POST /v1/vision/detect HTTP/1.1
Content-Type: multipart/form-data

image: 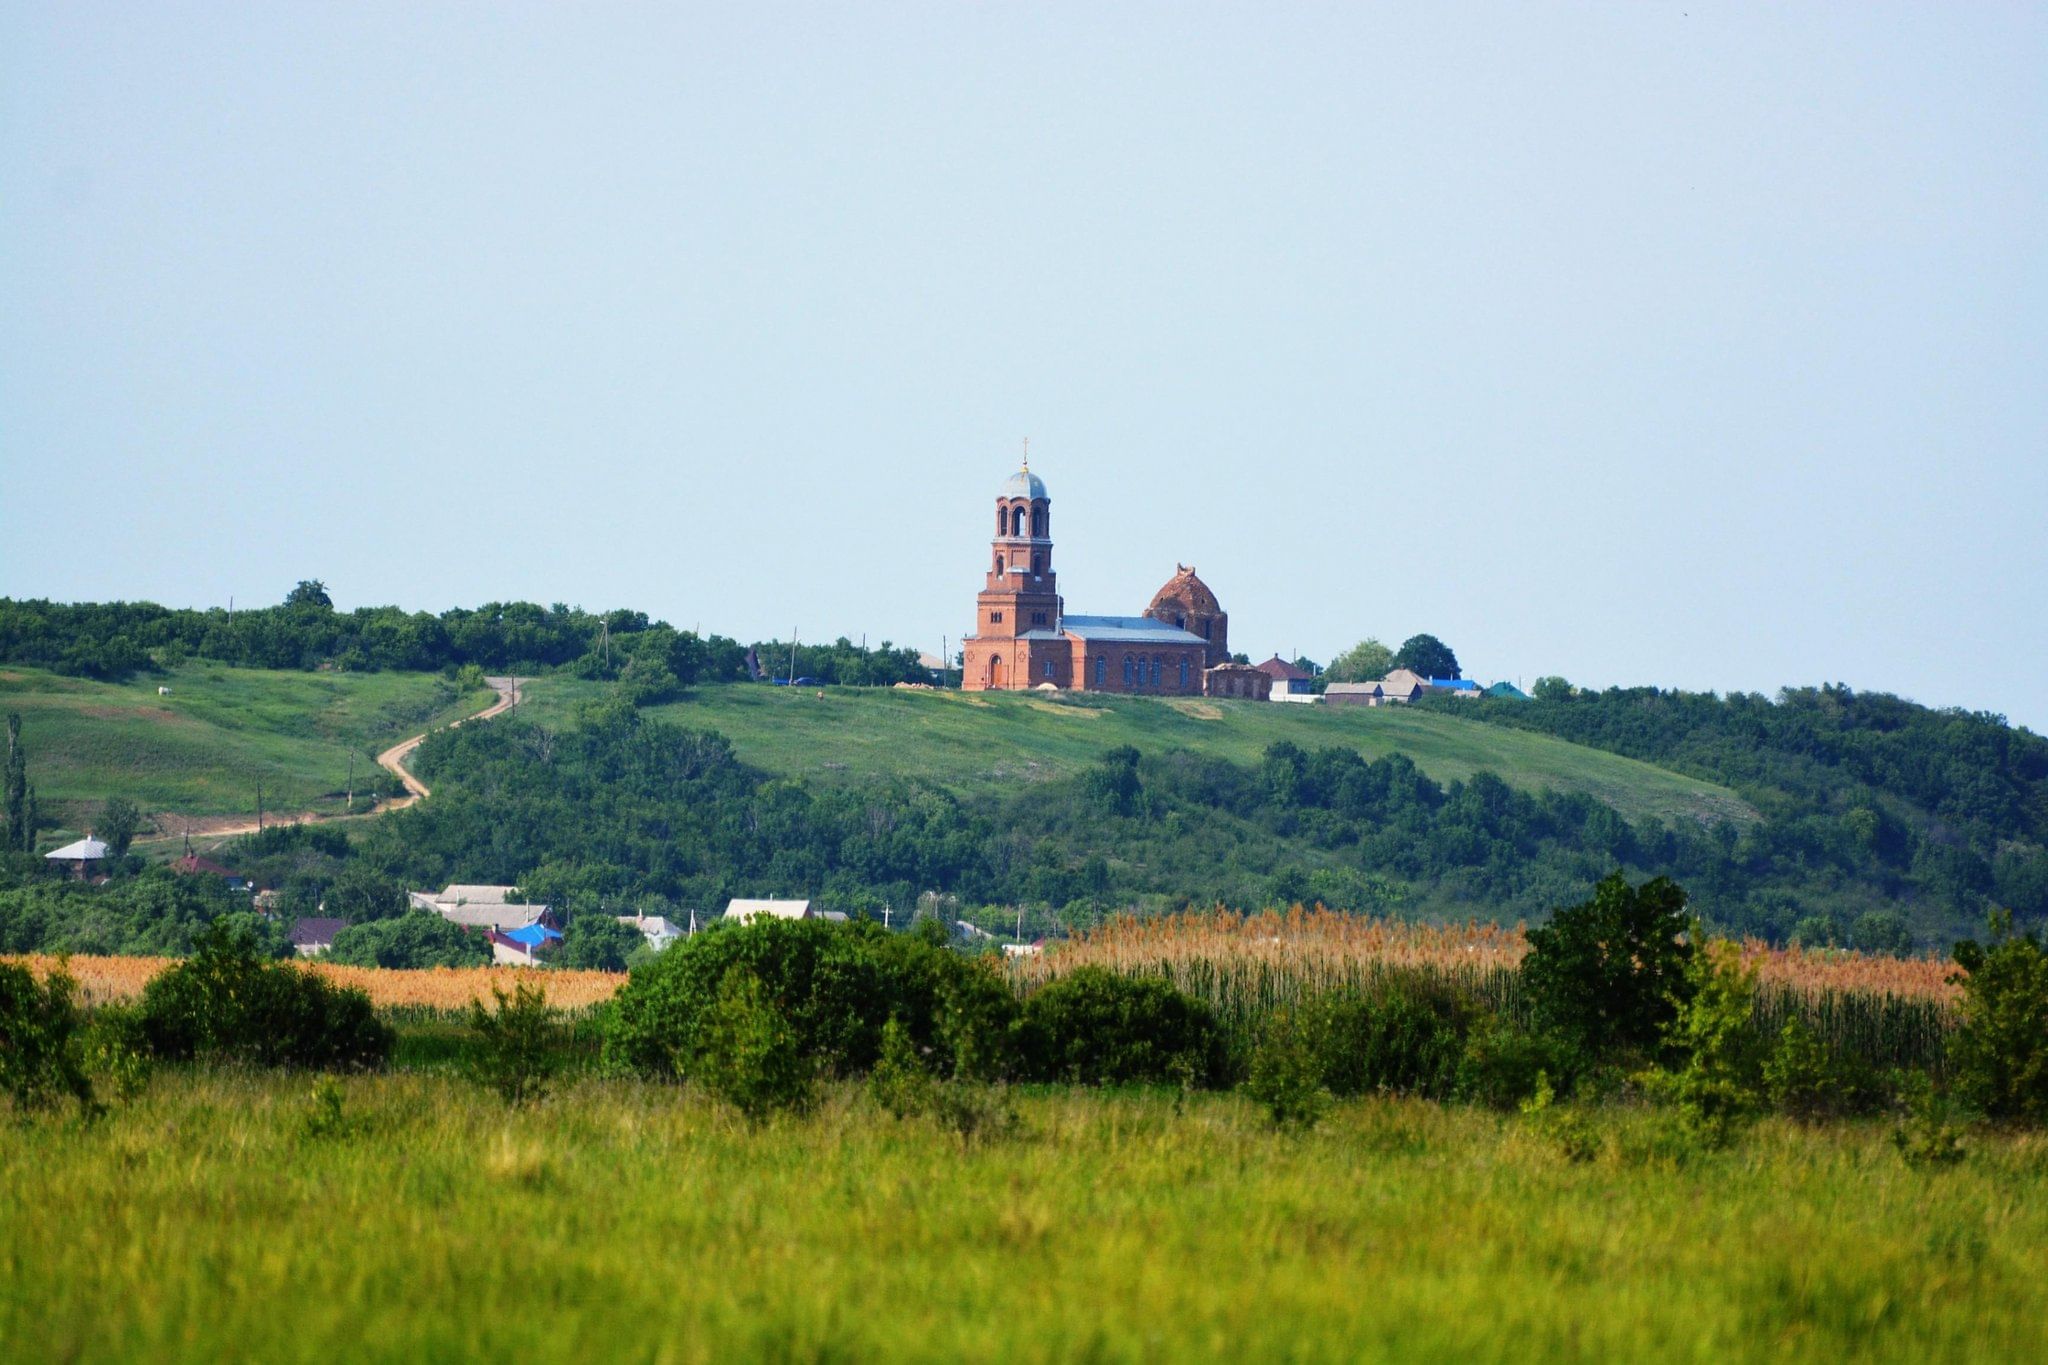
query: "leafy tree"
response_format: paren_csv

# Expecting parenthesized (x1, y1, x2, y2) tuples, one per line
(1086, 746, 1143, 817)
(557, 913, 642, 972)
(4, 713, 35, 854)
(1643, 939, 1765, 1146)
(695, 968, 813, 1120)
(1522, 873, 1694, 1058)
(1323, 638, 1394, 684)
(1532, 676, 1573, 702)
(138, 920, 393, 1069)
(285, 580, 333, 609)
(1245, 1006, 1330, 1129)
(1850, 910, 1912, 956)
(1392, 633, 1460, 680)
(467, 979, 561, 1105)
(0, 960, 97, 1115)
(96, 797, 142, 858)
(327, 912, 490, 969)
(1948, 914, 2048, 1122)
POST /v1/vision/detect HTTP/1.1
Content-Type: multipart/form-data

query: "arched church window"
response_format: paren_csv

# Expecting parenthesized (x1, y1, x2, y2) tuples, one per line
(1123, 657, 1134, 686)
(995, 554, 1005, 577)
(1039, 507, 1050, 536)
(1095, 657, 1106, 686)
(1044, 660, 1055, 680)
(1011, 507, 1027, 536)
(1151, 659, 1162, 687)
(1179, 660, 1189, 689)
(1032, 554, 1043, 576)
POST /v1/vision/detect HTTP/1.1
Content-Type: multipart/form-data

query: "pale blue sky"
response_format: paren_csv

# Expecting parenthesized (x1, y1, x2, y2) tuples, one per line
(3, 4, 2043, 728)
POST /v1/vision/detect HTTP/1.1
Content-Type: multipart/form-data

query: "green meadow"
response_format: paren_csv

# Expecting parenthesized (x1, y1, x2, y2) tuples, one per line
(2, 1070, 2041, 1363)
(0, 665, 493, 829)
(520, 678, 1754, 827)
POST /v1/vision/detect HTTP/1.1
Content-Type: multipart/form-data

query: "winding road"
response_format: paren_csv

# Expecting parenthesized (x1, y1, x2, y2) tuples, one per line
(146, 675, 523, 844)
(372, 675, 522, 809)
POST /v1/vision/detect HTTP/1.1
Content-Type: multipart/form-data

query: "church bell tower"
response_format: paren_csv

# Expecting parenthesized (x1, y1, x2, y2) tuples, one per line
(961, 457, 1062, 691)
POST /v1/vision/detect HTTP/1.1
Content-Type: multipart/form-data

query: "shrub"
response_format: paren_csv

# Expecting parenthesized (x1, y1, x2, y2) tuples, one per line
(138, 922, 393, 1070)
(1762, 1018, 1894, 1122)
(1458, 1019, 1588, 1111)
(0, 960, 96, 1115)
(328, 912, 489, 969)
(1523, 872, 1693, 1059)
(870, 1015, 937, 1119)
(80, 1003, 153, 1103)
(1315, 978, 1472, 1100)
(1017, 967, 1225, 1086)
(694, 969, 813, 1120)
(1245, 1007, 1331, 1130)
(1641, 938, 1765, 1147)
(604, 918, 1017, 1084)
(1948, 915, 2048, 1123)
(1892, 1072, 1968, 1167)
(469, 979, 562, 1106)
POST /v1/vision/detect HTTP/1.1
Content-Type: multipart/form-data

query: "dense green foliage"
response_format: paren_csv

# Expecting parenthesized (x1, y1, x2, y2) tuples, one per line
(327, 912, 490, 969)
(1314, 979, 1474, 1100)
(0, 960, 94, 1114)
(1522, 872, 1694, 1057)
(1448, 684, 2048, 940)
(0, 595, 937, 694)
(604, 918, 1016, 1085)
(1948, 917, 2048, 1122)
(137, 924, 393, 1069)
(466, 980, 562, 1105)
(1016, 967, 1227, 1086)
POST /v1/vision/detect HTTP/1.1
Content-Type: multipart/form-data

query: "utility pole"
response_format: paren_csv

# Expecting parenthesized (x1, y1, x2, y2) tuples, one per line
(256, 780, 264, 832)
(788, 630, 798, 685)
(346, 750, 355, 812)
(883, 903, 892, 931)
(1016, 904, 1025, 944)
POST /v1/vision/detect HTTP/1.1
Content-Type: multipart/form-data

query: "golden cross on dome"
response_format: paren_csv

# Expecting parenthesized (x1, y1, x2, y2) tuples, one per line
(1022, 436, 1030, 471)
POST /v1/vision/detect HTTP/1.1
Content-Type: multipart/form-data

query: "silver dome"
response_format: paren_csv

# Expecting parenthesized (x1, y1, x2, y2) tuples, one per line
(1001, 467, 1047, 500)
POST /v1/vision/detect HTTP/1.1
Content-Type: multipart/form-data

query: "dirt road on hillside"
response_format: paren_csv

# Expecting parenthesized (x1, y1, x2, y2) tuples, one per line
(142, 676, 523, 844)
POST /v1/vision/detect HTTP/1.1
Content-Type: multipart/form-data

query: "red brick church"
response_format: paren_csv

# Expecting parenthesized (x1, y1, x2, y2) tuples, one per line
(961, 461, 1270, 699)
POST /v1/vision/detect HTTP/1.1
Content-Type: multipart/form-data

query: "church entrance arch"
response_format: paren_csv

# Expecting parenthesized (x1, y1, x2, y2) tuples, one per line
(987, 653, 1007, 689)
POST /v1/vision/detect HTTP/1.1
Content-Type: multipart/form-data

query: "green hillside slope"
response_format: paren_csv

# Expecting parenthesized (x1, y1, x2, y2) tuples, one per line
(0, 665, 492, 830)
(517, 679, 1753, 827)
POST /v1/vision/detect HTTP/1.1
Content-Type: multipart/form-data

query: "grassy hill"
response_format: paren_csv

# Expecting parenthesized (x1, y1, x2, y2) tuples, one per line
(0, 665, 493, 832)
(517, 678, 1754, 828)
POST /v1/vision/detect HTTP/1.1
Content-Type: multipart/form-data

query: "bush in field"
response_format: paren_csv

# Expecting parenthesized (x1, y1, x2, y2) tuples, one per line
(1017, 967, 1226, 1086)
(603, 918, 1016, 1084)
(469, 979, 562, 1106)
(695, 969, 812, 1120)
(1458, 1019, 1589, 1111)
(138, 922, 393, 1070)
(1523, 873, 1693, 1059)
(328, 912, 489, 969)
(0, 960, 97, 1115)
(1315, 978, 1473, 1100)
(1245, 1007, 1331, 1130)
(1762, 1019, 1894, 1122)
(1947, 916, 2048, 1123)
(1641, 939, 1766, 1147)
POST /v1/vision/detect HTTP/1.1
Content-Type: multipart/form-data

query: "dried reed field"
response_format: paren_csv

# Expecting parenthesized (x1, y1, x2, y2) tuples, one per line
(1014, 910, 1961, 1069)
(6, 954, 627, 1013)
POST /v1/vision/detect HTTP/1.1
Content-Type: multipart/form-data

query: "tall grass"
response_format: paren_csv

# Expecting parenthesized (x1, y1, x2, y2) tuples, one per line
(1016, 910, 1959, 1069)
(3, 1071, 2045, 1363)
(3, 953, 624, 1015)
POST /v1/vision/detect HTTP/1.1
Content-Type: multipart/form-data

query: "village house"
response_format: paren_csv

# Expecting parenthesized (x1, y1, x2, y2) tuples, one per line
(408, 884, 555, 932)
(289, 917, 347, 957)
(44, 835, 109, 879)
(723, 898, 848, 925)
(1255, 656, 1317, 702)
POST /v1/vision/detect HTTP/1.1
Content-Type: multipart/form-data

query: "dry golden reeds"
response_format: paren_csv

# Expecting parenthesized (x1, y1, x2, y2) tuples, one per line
(4, 954, 626, 1013)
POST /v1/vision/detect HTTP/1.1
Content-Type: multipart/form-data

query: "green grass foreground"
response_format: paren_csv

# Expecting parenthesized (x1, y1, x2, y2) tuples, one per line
(4, 1073, 2044, 1363)
(521, 677, 1755, 827)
